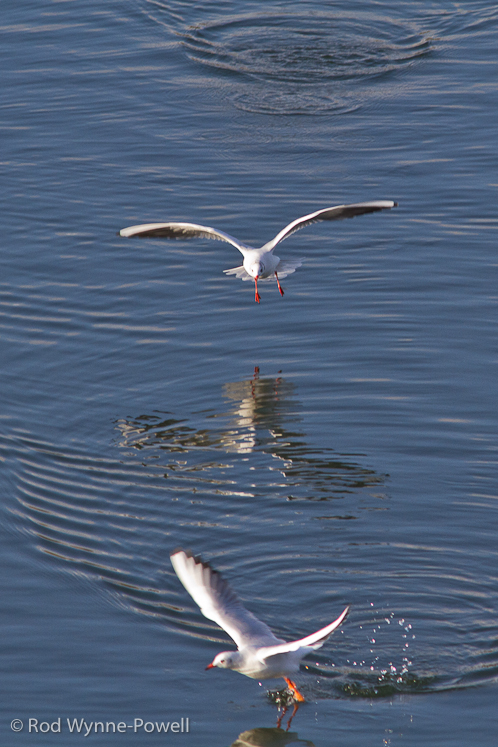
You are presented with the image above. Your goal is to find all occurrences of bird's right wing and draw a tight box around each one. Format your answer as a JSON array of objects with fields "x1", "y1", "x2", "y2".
[
  {"x1": 119, "y1": 222, "x2": 247, "y2": 255},
  {"x1": 264, "y1": 201, "x2": 397, "y2": 251},
  {"x1": 170, "y1": 549, "x2": 281, "y2": 649}
]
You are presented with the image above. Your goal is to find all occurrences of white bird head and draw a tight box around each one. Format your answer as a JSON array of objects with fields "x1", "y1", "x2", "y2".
[
  {"x1": 206, "y1": 651, "x2": 240, "y2": 671},
  {"x1": 245, "y1": 260, "x2": 265, "y2": 280}
]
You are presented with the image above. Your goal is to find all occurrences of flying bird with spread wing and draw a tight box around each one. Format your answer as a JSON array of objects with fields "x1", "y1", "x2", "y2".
[
  {"x1": 120, "y1": 200, "x2": 397, "y2": 302},
  {"x1": 170, "y1": 549, "x2": 349, "y2": 725}
]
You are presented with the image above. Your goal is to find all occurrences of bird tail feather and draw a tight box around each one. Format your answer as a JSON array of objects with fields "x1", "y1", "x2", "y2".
[{"x1": 223, "y1": 259, "x2": 303, "y2": 283}]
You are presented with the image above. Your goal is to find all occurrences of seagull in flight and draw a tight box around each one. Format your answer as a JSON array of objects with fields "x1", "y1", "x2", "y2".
[
  {"x1": 170, "y1": 549, "x2": 349, "y2": 726},
  {"x1": 120, "y1": 200, "x2": 397, "y2": 303}
]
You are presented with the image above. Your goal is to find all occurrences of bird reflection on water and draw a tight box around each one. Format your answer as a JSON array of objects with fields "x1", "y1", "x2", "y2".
[
  {"x1": 230, "y1": 725, "x2": 315, "y2": 746},
  {"x1": 116, "y1": 367, "x2": 385, "y2": 504}
]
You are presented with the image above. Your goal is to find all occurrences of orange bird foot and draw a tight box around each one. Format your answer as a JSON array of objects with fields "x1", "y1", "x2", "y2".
[
  {"x1": 275, "y1": 272, "x2": 284, "y2": 297},
  {"x1": 283, "y1": 677, "x2": 305, "y2": 702}
]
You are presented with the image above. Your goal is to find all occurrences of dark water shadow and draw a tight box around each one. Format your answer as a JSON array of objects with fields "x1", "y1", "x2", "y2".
[{"x1": 231, "y1": 725, "x2": 315, "y2": 746}]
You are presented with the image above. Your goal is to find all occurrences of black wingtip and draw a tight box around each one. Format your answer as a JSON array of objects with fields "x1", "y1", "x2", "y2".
[
  {"x1": 170, "y1": 547, "x2": 215, "y2": 571},
  {"x1": 170, "y1": 546, "x2": 187, "y2": 558},
  {"x1": 170, "y1": 547, "x2": 199, "y2": 561}
]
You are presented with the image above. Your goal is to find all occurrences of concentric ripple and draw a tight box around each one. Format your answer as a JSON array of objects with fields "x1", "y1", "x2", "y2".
[
  {"x1": 6, "y1": 372, "x2": 385, "y2": 630},
  {"x1": 6, "y1": 368, "x2": 497, "y2": 697},
  {"x1": 179, "y1": 11, "x2": 431, "y2": 114}
]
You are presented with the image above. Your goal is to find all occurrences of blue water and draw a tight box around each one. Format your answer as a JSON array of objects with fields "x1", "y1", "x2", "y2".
[{"x1": 1, "y1": 1, "x2": 497, "y2": 744}]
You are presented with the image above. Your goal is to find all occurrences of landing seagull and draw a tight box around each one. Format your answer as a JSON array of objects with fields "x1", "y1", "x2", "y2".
[
  {"x1": 170, "y1": 549, "x2": 349, "y2": 726},
  {"x1": 120, "y1": 201, "x2": 397, "y2": 303}
]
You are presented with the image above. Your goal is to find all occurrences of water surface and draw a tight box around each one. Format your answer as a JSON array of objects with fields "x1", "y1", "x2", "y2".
[{"x1": 1, "y1": 0, "x2": 497, "y2": 744}]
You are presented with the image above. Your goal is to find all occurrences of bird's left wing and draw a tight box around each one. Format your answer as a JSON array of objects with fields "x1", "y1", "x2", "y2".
[
  {"x1": 264, "y1": 201, "x2": 397, "y2": 251},
  {"x1": 171, "y1": 549, "x2": 281, "y2": 649},
  {"x1": 256, "y1": 605, "x2": 350, "y2": 662},
  {"x1": 119, "y1": 222, "x2": 247, "y2": 255}
]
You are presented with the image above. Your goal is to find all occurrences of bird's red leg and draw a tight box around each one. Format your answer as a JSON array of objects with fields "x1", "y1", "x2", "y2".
[
  {"x1": 276, "y1": 706, "x2": 287, "y2": 730},
  {"x1": 277, "y1": 679, "x2": 304, "y2": 730},
  {"x1": 283, "y1": 677, "x2": 305, "y2": 702},
  {"x1": 254, "y1": 276, "x2": 261, "y2": 304},
  {"x1": 275, "y1": 272, "x2": 284, "y2": 297},
  {"x1": 285, "y1": 703, "x2": 299, "y2": 731}
]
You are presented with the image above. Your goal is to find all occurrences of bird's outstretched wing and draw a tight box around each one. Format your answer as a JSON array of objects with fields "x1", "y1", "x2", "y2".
[
  {"x1": 256, "y1": 605, "x2": 350, "y2": 662},
  {"x1": 171, "y1": 549, "x2": 282, "y2": 650},
  {"x1": 119, "y1": 222, "x2": 248, "y2": 255},
  {"x1": 264, "y1": 201, "x2": 397, "y2": 252}
]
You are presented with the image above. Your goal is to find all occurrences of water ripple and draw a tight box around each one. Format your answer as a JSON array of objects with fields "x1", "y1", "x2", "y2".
[
  {"x1": 5, "y1": 370, "x2": 497, "y2": 695},
  {"x1": 140, "y1": 2, "x2": 498, "y2": 116},
  {"x1": 179, "y1": 12, "x2": 431, "y2": 114}
]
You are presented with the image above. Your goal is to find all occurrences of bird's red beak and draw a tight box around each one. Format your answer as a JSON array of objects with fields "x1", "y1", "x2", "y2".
[
  {"x1": 255, "y1": 275, "x2": 259, "y2": 280},
  {"x1": 205, "y1": 662, "x2": 215, "y2": 670}
]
